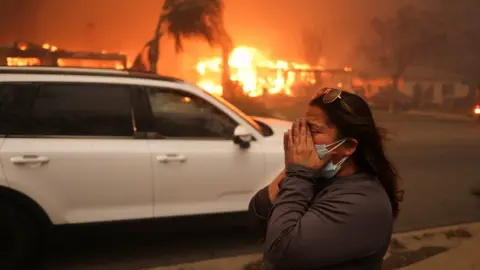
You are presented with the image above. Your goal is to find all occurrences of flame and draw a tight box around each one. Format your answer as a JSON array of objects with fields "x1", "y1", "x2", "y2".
[
  {"x1": 196, "y1": 46, "x2": 322, "y2": 97},
  {"x1": 6, "y1": 42, "x2": 125, "y2": 70},
  {"x1": 42, "y1": 43, "x2": 59, "y2": 52},
  {"x1": 198, "y1": 80, "x2": 223, "y2": 96},
  {"x1": 7, "y1": 57, "x2": 40, "y2": 66},
  {"x1": 474, "y1": 105, "x2": 480, "y2": 115},
  {"x1": 57, "y1": 58, "x2": 125, "y2": 70}
]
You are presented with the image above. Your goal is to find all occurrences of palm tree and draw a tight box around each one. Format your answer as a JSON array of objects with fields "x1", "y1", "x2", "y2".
[{"x1": 131, "y1": 0, "x2": 233, "y2": 96}]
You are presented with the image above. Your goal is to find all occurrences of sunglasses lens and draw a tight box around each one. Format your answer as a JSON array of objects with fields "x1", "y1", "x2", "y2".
[{"x1": 323, "y1": 88, "x2": 341, "y2": 103}]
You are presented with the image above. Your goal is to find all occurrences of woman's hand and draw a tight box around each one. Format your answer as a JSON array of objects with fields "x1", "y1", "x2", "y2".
[{"x1": 284, "y1": 119, "x2": 330, "y2": 170}]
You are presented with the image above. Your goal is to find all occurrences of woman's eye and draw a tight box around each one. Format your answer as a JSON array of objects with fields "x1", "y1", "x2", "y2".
[
  {"x1": 307, "y1": 123, "x2": 324, "y2": 134},
  {"x1": 310, "y1": 128, "x2": 322, "y2": 134}
]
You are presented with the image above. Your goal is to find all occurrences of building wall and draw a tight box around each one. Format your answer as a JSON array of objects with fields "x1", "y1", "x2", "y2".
[
  {"x1": 360, "y1": 77, "x2": 469, "y2": 105},
  {"x1": 403, "y1": 81, "x2": 469, "y2": 105}
]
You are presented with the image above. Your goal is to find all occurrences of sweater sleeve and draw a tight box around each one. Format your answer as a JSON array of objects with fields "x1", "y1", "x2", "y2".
[
  {"x1": 263, "y1": 165, "x2": 392, "y2": 269},
  {"x1": 248, "y1": 185, "x2": 273, "y2": 240}
]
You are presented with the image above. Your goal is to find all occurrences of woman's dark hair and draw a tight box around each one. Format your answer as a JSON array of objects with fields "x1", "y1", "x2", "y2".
[{"x1": 309, "y1": 91, "x2": 404, "y2": 219}]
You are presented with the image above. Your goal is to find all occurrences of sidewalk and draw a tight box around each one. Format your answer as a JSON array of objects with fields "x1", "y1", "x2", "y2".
[
  {"x1": 146, "y1": 222, "x2": 480, "y2": 270},
  {"x1": 400, "y1": 236, "x2": 480, "y2": 270},
  {"x1": 385, "y1": 222, "x2": 480, "y2": 270}
]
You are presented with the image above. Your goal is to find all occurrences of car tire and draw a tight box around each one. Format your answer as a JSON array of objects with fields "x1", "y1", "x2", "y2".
[{"x1": 0, "y1": 201, "x2": 40, "y2": 270}]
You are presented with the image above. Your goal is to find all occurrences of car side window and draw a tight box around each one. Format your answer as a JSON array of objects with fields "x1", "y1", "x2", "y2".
[
  {"x1": 146, "y1": 88, "x2": 238, "y2": 139},
  {"x1": 0, "y1": 83, "x2": 37, "y2": 135},
  {"x1": 0, "y1": 83, "x2": 134, "y2": 137}
]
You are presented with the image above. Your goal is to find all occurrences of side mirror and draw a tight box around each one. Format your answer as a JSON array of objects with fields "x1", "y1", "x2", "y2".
[{"x1": 233, "y1": 125, "x2": 253, "y2": 149}]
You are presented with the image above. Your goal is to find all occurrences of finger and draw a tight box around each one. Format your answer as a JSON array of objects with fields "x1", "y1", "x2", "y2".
[
  {"x1": 292, "y1": 120, "x2": 301, "y2": 146},
  {"x1": 288, "y1": 129, "x2": 294, "y2": 151},
  {"x1": 304, "y1": 122, "x2": 314, "y2": 146},
  {"x1": 299, "y1": 118, "x2": 308, "y2": 148}
]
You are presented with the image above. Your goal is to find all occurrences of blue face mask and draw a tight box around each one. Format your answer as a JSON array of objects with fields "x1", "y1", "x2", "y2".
[{"x1": 315, "y1": 139, "x2": 349, "y2": 179}]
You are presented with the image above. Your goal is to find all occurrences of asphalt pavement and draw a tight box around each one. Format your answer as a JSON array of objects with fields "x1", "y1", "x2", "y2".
[
  {"x1": 41, "y1": 115, "x2": 480, "y2": 270},
  {"x1": 382, "y1": 119, "x2": 480, "y2": 232}
]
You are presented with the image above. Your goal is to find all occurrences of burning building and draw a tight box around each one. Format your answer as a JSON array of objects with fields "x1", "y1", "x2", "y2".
[
  {"x1": 0, "y1": 41, "x2": 127, "y2": 70},
  {"x1": 196, "y1": 46, "x2": 324, "y2": 97},
  {"x1": 194, "y1": 46, "x2": 356, "y2": 99}
]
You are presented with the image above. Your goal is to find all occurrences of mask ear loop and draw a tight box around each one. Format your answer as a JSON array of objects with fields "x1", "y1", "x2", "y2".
[
  {"x1": 327, "y1": 138, "x2": 350, "y2": 168},
  {"x1": 326, "y1": 138, "x2": 347, "y2": 153},
  {"x1": 335, "y1": 156, "x2": 349, "y2": 167}
]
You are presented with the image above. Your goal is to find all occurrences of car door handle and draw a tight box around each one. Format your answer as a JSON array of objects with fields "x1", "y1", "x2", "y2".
[
  {"x1": 156, "y1": 154, "x2": 187, "y2": 163},
  {"x1": 11, "y1": 155, "x2": 50, "y2": 165}
]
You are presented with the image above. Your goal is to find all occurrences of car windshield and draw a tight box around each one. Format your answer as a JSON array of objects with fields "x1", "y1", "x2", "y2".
[{"x1": 201, "y1": 88, "x2": 264, "y2": 135}]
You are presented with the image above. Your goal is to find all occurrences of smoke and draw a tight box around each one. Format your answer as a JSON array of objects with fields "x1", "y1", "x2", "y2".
[{"x1": 2, "y1": 0, "x2": 419, "y2": 75}]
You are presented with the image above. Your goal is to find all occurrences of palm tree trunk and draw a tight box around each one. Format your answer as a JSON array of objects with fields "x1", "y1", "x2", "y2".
[
  {"x1": 131, "y1": 7, "x2": 165, "y2": 73},
  {"x1": 148, "y1": 36, "x2": 161, "y2": 73},
  {"x1": 131, "y1": 49, "x2": 147, "y2": 71}
]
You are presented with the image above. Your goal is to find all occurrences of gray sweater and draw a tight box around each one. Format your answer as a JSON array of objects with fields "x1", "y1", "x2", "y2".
[{"x1": 248, "y1": 165, "x2": 393, "y2": 270}]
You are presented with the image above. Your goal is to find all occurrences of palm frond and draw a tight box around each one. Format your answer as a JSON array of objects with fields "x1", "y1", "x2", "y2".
[
  {"x1": 135, "y1": 0, "x2": 229, "y2": 73},
  {"x1": 160, "y1": 0, "x2": 226, "y2": 52}
]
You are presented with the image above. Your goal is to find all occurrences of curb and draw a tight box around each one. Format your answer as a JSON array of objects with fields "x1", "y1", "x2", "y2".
[
  {"x1": 392, "y1": 222, "x2": 480, "y2": 238},
  {"x1": 398, "y1": 235, "x2": 480, "y2": 270},
  {"x1": 145, "y1": 222, "x2": 480, "y2": 270},
  {"x1": 383, "y1": 222, "x2": 480, "y2": 269}
]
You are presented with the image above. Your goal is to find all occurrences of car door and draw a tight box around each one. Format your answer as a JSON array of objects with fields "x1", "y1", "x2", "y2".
[
  {"x1": 141, "y1": 86, "x2": 266, "y2": 217},
  {"x1": 0, "y1": 82, "x2": 153, "y2": 224}
]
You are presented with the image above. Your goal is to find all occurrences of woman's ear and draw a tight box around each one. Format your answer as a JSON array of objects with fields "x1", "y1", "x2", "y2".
[{"x1": 339, "y1": 138, "x2": 358, "y2": 156}]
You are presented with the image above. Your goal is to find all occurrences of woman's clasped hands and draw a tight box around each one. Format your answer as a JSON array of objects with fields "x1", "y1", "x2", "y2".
[{"x1": 284, "y1": 118, "x2": 331, "y2": 170}]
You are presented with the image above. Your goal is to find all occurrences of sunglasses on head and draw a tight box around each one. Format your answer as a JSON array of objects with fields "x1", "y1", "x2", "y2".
[{"x1": 314, "y1": 87, "x2": 354, "y2": 114}]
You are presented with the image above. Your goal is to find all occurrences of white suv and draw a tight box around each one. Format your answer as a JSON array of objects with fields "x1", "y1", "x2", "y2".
[{"x1": 0, "y1": 66, "x2": 289, "y2": 269}]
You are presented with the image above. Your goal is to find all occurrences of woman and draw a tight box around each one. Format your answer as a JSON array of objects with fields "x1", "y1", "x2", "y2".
[{"x1": 248, "y1": 88, "x2": 403, "y2": 270}]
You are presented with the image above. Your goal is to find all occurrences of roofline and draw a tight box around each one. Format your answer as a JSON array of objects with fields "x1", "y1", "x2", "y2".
[
  {"x1": 1, "y1": 40, "x2": 127, "y2": 61},
  {"x1": 0, "y1": 66, "x2": 185, "y2": 83},
  {"x1": 0, "y1": 66, "x2": 127, "y2": 74}
]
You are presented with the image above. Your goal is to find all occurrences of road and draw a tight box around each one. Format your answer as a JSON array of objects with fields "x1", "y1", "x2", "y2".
[
  {"x1": 42, "y1": 116, "x2": 480, "y2": 270},
  {"x1": 382, "y1": 118, "x2": 480, "y2": 232}
]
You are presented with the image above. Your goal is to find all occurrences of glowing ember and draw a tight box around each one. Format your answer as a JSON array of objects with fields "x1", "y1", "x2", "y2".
[
  {"x1": 196, "y1": 46, "x2": 322, "y2": 97},
  {"x1": 42, "y1": 43, "x2": 58, "y2": 52}
]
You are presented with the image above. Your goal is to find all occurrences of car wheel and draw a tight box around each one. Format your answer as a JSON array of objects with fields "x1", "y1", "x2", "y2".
[{"x1": 0, "y1": 201, "x2": 40, "y2": 270}]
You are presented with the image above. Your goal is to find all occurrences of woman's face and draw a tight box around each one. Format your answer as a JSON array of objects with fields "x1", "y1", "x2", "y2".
[
  {"x1": 305, "y1": 105, "x2": 339, "y2": 146},
  {"x1": 305, "y1": 105, "x2": 358, "y2": 161}
]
